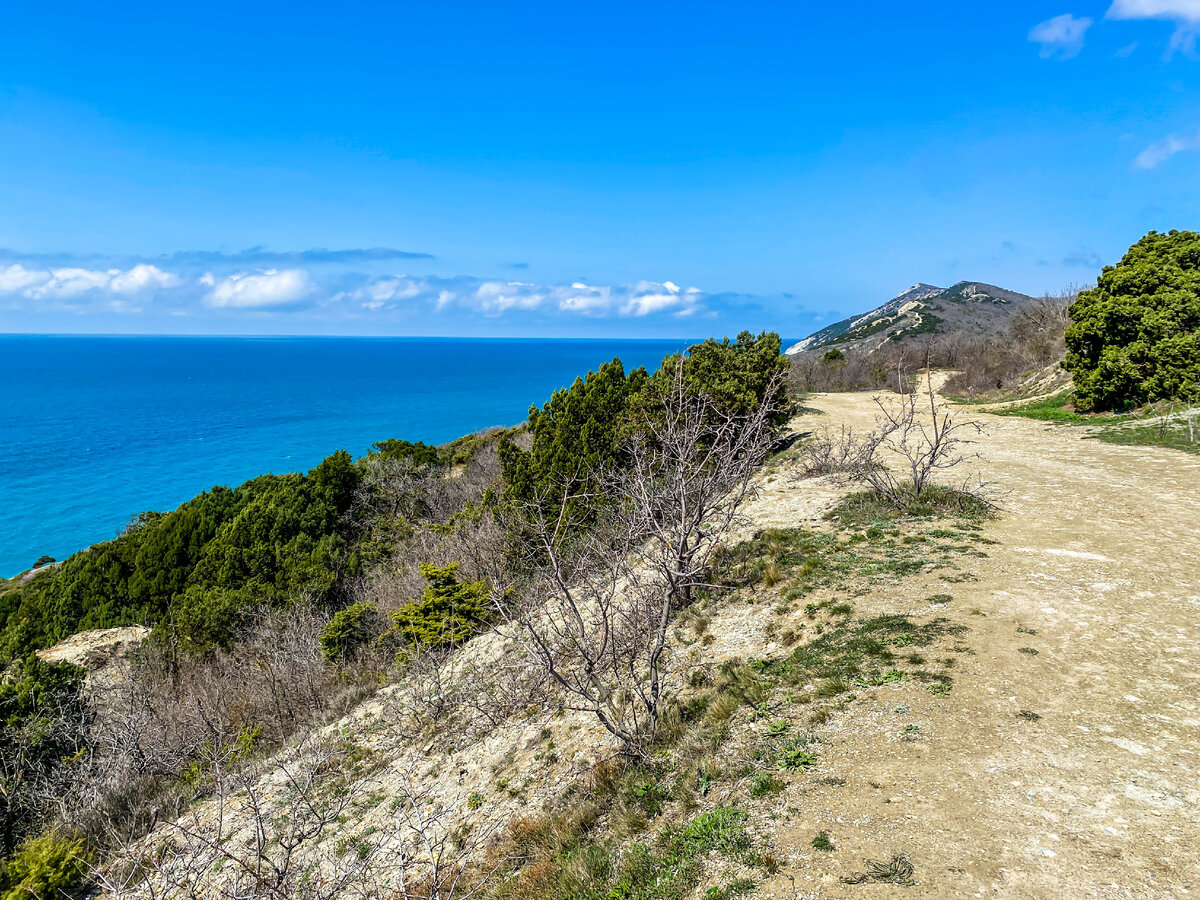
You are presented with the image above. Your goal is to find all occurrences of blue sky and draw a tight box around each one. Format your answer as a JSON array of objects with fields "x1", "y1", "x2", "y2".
[{"x1": 0, "y1": 0, "x2": 1197, "y2": 338}]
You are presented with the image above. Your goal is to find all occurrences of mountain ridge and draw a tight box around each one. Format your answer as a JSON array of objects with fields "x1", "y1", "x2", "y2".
[{"x1": 787, "y1": 280, "x2": 1035, "y2": 355}]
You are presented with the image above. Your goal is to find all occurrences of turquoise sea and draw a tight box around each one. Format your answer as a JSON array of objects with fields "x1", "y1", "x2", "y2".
[{"x1": 0, "y1": 335, "x2": 697, "y2": 576}]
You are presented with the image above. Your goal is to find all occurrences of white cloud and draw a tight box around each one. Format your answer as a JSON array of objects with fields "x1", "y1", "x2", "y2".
[
  {"x1": 621, "y1": 280, "x2": 704, "y2": 317},
  {"x1": 0, "y1": 262, "x2": 182, "y2": 304},
  {"x1": 1108, "y1": 0, "x2": 1200, "y2": 54},
  {"x1": 340, "y1": 274, "x2": 707, "y2": 318},
  {"x1": 1132, "y1": 128, "x2": 1200, "y2": 168},
  {"x1": 0, "y1": 264, "x2": 49, "y2": 294},
  {"x1": 1030, "y1": 13, "x2": 1094, "y2": 58},
  {"x1": 28, "y1": 267, "x2": 113, "y2": 299},
  {"x1": 557, "y1": 282, "x2": 612, "y2": 314},
  {"x1": 1109, "y1": 0, "x2": 1200, "y2": 19},
  {"x1": 473, "y1": 281, "x2": 546, "y2": 314},
  {"x1": 203, "y1": 269, "x2": 315, "y2": 308},
  {"x1": 337, "y1": 276, "x2": 425, "y2": 310},
  {"x1": 108, "y1": 264, "x2": 180, "y2": 295},
  {"x1": 0, "y1": 251, "x2": 714, "y2": 321}
]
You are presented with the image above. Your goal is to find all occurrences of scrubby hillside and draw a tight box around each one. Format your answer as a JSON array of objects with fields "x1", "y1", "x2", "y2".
[
  {"x1": 786, "y1": 282, "x2": 1034, "y2": 357},
  {"x1": 77, "y1": 378, "x2": 1200, "y2": 899},
  {"x1": 0, "y1": 332, "x2": 791, "y2": 899}
]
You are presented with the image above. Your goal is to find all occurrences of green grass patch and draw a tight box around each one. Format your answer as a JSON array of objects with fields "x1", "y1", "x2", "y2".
[
  {"x1": 758, "y1": 615, "x2": 964, "y2": 688},
  {"x1": 829, "y1": 486, "x2": 993, "y2": 526},
  {"x1": 747, "y1": 772, "x2": 785, "y2": 798},
  {"x1": 992, "y1": 391, "x2": 1198, "y2": 454},
  {"x1": 811, "y1": 830, "x2": 835, "y2": 852},
  {"x1": 1093, "y1": 421, "x2": 1200, "y2": 455}
]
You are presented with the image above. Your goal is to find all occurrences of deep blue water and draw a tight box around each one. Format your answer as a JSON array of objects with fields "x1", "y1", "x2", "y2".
[{"x1": 0, "y1": 335, "x2": 695, "y2": 576}]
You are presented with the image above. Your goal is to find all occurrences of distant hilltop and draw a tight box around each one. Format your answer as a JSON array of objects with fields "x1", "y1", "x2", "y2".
[{"x1": 787, "y1": 281, "x2": 1034, "y2": 355}]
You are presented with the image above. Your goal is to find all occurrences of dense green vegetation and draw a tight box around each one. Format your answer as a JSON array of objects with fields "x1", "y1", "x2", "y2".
[
  {"x1": 657, "y1": 331, "x2": 791, "y2": 425},
  {"x1": 0, "y1": 830, "x2": 91, "y2": 900},
  {"x1": 500, "y1": 331, "x2": 789, "y2": 524},
  {"x1": 1065, "y1": 230, "x2": 1200, "y2": 411},
  {"x1": 0, "y1": 451, "x2": 362, "y2": 657},
  {"x1": 499, "y1": 358, "x2": 650, "y2": 523},
  {"x1": 0, "y1": 658, "x2": 89, "y2": 855}
]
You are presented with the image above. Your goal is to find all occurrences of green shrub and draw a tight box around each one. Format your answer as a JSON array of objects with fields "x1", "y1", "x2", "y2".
[
  {"x1": 0, "y1": 830, "x2": 91, "y2": 900},
  {"x1": 499, "y1": 358, "x2": 649, "y2": 524},
  {"x1": 320, "y1": 602, "x2": 381, "y2": 663},
  {"x1": 1064, "y1": 230, "x2": 1200, "y2": 411},
  {"x1": 370, "y1": 439, "x2": 446, "y2": 468},
  {"x1": 653, "y1": 331, "x2": 792, "y2": 427},
  {"x1": 389, "y1": 563, "x2": 490, "y2": 650},
  {"x1": 499, "y1": 332, "x2": 790, "y2": 528}
]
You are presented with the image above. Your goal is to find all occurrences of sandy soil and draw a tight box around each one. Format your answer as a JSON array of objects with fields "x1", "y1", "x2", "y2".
[{"x1": 758, "y1": 389, "x2": 1200, "y2": 899}]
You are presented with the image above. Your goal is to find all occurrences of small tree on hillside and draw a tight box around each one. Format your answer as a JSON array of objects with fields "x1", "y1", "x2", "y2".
[{"x1": 495, "y1": 369, "x2": 780, "y2": 759}]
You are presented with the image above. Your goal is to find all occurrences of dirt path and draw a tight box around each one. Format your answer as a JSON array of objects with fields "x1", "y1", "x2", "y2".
[{"x1": 762, "y1": 390, "x2": 1200, "y2": 899}]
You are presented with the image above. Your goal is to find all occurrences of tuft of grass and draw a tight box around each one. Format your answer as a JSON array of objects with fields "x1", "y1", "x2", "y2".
[
  {"x1": 748, "y1": 772, "x2": 785, "y2": 798},
  {"x1": 1017, "y1": 646, "x2": 1039, "y2": 656},
  {"x1": 778, "y1": 735, "x2": 819, "y2": 771},
  {"x1": 758, "y1": 614, "x2": 964, "y2": 690},
  {"x1": 702, "y1": 880, "x2": 759, "y2": 899},
  {"x1": 1016, "y1": 625, "x2": 1037, "y2": 635},
  {"x1": 491, "y1": 804, "x2": 762, "y2": 900},
  {"x1": 811, "y1": 830, "x2": 835, "y2": 852},
  {"x1": 829, "y1": 485, "x2": 992, "y2": 527}
]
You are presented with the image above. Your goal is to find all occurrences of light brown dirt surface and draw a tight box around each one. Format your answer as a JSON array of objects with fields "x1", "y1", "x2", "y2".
[{"x1": 758, "y1": 388, "x2": 1200, "y2": 899}]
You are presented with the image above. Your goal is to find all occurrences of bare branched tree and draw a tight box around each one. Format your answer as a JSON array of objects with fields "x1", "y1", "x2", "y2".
[
  {"x1": 95, "y1": 739, "x2": 503, "y2": 900},
  {"x1": 800, "y1": 358, "x2": 986, "y2": 504},
  {"x1": 494, "y1": 369, "x2": 780, "y2": 758},
  {"x1": 388, "y1": 762, "x2": 508, "y2": 900}
]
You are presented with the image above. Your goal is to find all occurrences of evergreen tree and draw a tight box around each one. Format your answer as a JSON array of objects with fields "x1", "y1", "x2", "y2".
[{"x1": 1065, "y1": 230, "x2": 1200, "y2": 411}]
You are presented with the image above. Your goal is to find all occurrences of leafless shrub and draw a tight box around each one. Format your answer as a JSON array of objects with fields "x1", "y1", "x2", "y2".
[
  {"x1": 0, "y1": 666, "x2": 92, "y2": 854},
  {"x1": 64, "y1": 601, "x2": 376, "y2": 850},
  {"x1": 856, "y1": 366, "x2": 984, "y2": 503},
  {"x1": 799, "y1": 361, "x2": 988, "y2": 506},
  {"x1": 388, "y1": 761, "x2": 508, "y2": 900},
  {"x1": 388, "y1": 643, "x2": 465, "y2": 730},
  {"x1": 799, "y1": 424, "x2": 873, "y2": 476},
  {"x1": 493, "y1": 369, "x2": 780, "y2": 759},
  {"x1": 96, "y1": 737, "x2": 371, "y2": 900}
]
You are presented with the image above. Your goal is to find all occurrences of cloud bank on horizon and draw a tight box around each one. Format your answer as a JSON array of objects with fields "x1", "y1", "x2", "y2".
[{"x1": 0, "y1": 249, "x2": 714, "y2": 329}]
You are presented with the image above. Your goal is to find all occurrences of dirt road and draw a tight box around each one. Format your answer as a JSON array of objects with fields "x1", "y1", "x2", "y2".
[{"x1": 762, "y1": 390, "x2": 1200, "y2": 899}]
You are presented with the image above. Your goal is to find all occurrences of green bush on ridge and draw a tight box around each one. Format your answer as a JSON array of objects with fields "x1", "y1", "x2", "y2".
[{"x1": 1065, "y1": 229, "x2": 1200, "y2": 411}]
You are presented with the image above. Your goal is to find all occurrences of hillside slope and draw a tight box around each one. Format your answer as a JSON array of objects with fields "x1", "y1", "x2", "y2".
[
  {"x1": 788, "y1": 282, "x2": 1035, "y2": 355},
  {"x1": 100, "y1": 387, "x2": 1200, "y2": 898}
]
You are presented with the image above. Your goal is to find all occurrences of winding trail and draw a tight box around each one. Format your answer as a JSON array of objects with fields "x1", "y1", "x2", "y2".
[{"x1": 761, "y1": 389, "x2": 1200, "y2": 899}]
